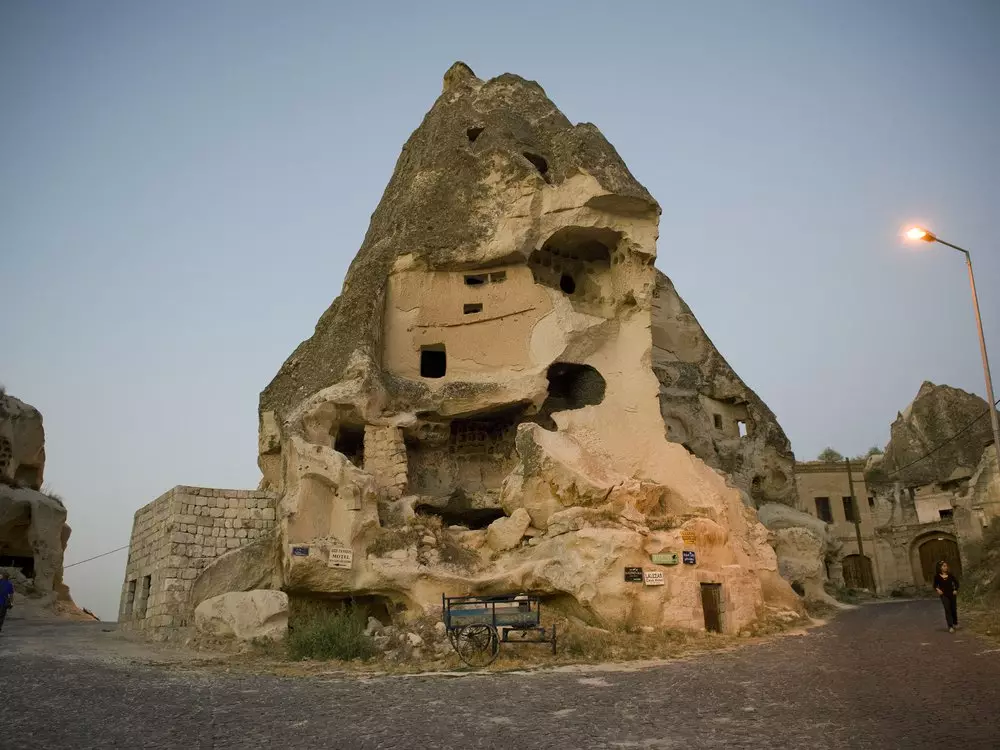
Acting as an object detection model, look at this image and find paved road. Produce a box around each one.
[1,600,997,749]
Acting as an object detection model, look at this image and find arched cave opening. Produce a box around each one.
[287,593,398,628]
[415,503,506,530]
[0,554,34,579]
[536,363,607,430]
[528,227,618,304]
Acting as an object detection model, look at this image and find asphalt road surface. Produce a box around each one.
[1,600,997,749]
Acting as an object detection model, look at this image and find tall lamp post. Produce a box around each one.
[904,226,1000,461]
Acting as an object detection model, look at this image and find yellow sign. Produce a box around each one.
[681,530,697,545]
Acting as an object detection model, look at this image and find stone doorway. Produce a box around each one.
[700,583,722,633]
[842,554,875,591]
[917,537,962,583]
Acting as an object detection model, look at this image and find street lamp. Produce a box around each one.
[904,226,1000,460]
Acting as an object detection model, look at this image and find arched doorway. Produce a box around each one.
[915,534,962,583]
[842,554,875,590]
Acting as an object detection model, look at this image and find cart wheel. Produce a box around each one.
[453,624,500,667]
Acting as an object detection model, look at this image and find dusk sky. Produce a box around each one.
[2,1,998,620]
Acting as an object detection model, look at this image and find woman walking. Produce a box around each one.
[933,560,960,633]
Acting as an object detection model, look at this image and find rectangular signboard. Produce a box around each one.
[291,546,310,557]
[328,547,354,569]
[624,566,644,583]
[682,550,697,565]
[681,531,697,545]
[651,553,679,566]
[643,570,665,586]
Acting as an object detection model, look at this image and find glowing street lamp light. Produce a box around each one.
[904,226,1000,461]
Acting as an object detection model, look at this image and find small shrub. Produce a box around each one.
[287,607,376,662]
[438,539,480,570]
[368,527,422,558]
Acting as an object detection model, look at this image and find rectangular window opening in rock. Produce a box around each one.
[419,345,447,378]
[868,496,875,507]
[333,424,365,467]
[700,583,722,633]
[489,271,506,283]
[939,508,953,519]
[463,303,483,315]
[737,420,748,438]
[464,274,487,286]
[815,497,832,523]
[712,414,723,430]
[842,496,856,522]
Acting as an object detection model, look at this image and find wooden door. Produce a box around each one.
[700,583,722,633]
[842,554,875,590]
[919,538,962,583]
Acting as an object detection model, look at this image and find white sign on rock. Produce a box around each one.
[328,546,353,569]
[643,570,665,586]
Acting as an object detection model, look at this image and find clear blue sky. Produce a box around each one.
[2,1,998,620]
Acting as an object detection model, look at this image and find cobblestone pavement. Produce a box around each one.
[1,600,997,749]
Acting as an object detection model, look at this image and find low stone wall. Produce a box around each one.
[120,486,277,634]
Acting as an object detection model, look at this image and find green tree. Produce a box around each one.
[817,447,844,462]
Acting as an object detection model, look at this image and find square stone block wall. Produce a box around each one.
[119,485,277,633]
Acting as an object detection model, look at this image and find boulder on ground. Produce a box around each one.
[486,508,531,551]
[194,590,289,640]
[757,503,840,604]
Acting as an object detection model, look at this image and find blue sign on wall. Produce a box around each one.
[682,550,696,565]
[291,546,310,557]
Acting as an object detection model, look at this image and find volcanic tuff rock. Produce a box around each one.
[194,589,289,641]
[0,391,75,601]
[256,63,808,633]
[867,381,999,487]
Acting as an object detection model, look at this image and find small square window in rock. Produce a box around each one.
[713,414,723,430]
[939,508,954,520]
[463,303,483,315]
[489,271,506,283]
[420,345,447,378]
[464,274,487,286]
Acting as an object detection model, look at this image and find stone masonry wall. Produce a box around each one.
[120,486,276,634]
[363,425,407,499]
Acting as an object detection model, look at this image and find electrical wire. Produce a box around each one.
[884,397,1000,478]
[63,544,130,569]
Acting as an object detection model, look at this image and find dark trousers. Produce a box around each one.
[0,605,7,632]
[941,594,958,628]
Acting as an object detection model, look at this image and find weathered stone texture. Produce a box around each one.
[119,486,278,634]
[868,381,999,488]
[651,272,797,508]
[194,589,288,641]
[0,391,75,600]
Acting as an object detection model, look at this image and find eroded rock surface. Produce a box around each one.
[257,64,804,633]
[868,381,999,487]
[0,391,74,600]
[194,590,289,640]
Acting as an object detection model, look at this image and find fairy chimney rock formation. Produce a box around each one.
[257,64,804,632]
[868,381,999,487]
